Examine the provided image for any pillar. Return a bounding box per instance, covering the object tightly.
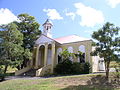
[31,47,36,67]
[35,45,40,68]
[44,43,48,66]
[51,42,55,73]
[85,42,90,63]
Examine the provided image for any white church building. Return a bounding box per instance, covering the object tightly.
[15,19,105,76]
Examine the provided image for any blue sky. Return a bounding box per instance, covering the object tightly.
[0,0,120,39]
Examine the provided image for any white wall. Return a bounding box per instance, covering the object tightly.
[92,47,105,72]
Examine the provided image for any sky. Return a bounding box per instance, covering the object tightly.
[0,0,120,39]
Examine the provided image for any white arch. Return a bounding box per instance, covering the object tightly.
[38,45,45,66]
[67,46,73,61]
[78,45,86,62]
[67,46,73,53]
[79,45,85,53]
[57,48,62,55]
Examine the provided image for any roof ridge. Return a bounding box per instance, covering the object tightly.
[54,34,80,39]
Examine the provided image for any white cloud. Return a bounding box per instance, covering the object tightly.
[84,30,93,34]
[66,12,76,20]
[74,3,104,27]
[107,0,120,8]
[0,8,18,25]
[64,8,76,20]
[43,9,63,20]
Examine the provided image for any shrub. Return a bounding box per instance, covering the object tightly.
[71,62,83,74]
[54,60,91,75]
[0,68,5,82]
[0,74,5,82]
[83,62,91,74]
[54,59,73,75]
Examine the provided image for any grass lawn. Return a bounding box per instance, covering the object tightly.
[0,74,120,90]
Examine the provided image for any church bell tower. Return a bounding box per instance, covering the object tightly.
[42,19,53,38]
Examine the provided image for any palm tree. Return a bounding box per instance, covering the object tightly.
[60,49,75,61]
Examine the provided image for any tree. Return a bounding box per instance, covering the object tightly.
[0,23,24,74]
[15,13,41,68]
[91,22,120,80]
[60,49,75,61]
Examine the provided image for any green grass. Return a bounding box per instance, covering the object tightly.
[0,74,120,90]
[110,61,117,68]
[0,79,57,90]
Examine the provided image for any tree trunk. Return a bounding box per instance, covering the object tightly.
[105,61,110,81]
[4,65,8,74]
[16,65,21,70]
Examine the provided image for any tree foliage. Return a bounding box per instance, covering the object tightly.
[15,13,41,68]
[0,13,41,79]
[0,23,24,74]
[59,49,75,61]
[91,22,120,79]
[16,13,41,51]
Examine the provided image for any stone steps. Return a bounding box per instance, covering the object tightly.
[20,69,37,77]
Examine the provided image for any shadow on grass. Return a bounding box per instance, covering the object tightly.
[61,75,118,90]
[0,72,15,82]
[61,85,114,90]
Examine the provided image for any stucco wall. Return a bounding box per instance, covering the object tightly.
[57,40,92,60]
[33,39,103,73]
[55,40,93,70]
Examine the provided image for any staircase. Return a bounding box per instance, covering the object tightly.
[20,69,37,77]
[17,64,52,77]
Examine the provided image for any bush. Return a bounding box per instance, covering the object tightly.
[0,68,5,82]
[83,62,91,74]
[54,60,91,75]
[71,62,83,74]
[0,74,5,82]
[54,59,73,75]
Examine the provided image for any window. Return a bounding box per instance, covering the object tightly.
[67,46,73,61]
[57,48,62,63]
[78,45,85,63]
[68,46,73,53]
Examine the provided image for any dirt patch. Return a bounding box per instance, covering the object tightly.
[53,75,120,89]
[54,76,92,88]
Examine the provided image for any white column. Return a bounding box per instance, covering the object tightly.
[31,47,36,67]
[44,43,48,66]
[35,45,40,68]
[51,42,55,73]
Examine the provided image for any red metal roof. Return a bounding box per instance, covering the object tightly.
[54,35,90,44]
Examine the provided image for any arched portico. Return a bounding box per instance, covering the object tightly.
[34,44,45,68]
[38,45,45,67]
[34,42,56,73]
